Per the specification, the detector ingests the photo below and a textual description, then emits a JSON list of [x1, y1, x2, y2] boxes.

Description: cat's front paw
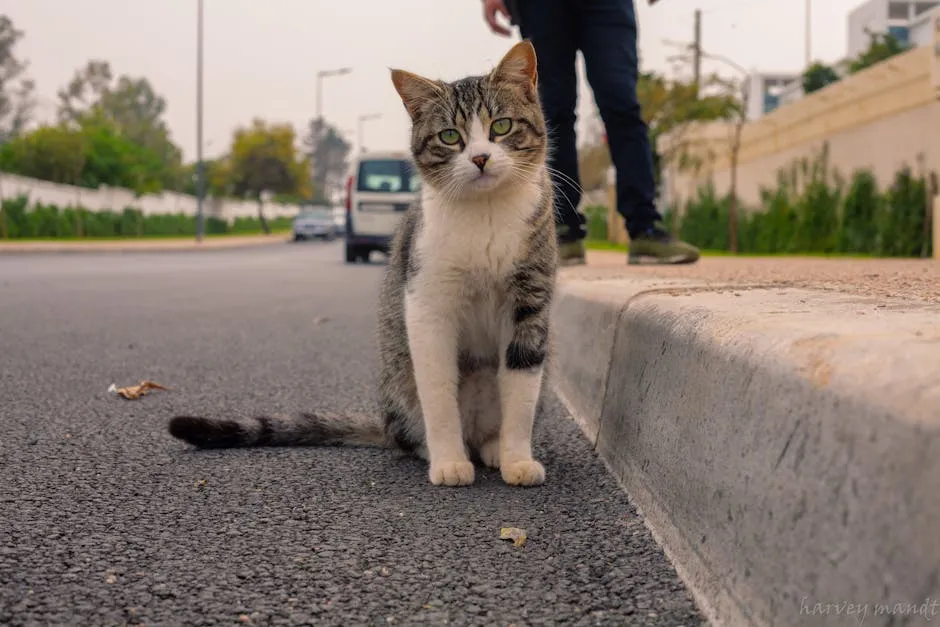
[[429, 461, 475, 486], [501, 460, 545, 486]]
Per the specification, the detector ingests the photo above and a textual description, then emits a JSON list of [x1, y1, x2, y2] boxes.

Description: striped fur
[[167, 41, 557, 488]]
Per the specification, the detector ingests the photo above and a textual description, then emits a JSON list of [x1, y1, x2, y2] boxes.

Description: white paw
[[501, 460, 545, 486], [479, 440, 500, 469], [429, 461, 475, 486]]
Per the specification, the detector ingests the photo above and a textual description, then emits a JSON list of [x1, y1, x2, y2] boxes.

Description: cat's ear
[[492, 40, 538, 89], [390, 69, 441, 119]]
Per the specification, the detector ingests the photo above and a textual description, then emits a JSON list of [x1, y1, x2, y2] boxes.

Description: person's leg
[[514, 0, 587, 264], [577, 0, 699, 264]]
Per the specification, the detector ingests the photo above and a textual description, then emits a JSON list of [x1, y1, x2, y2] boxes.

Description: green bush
[[839, 170, 881, 253], [667, 152, 935, 258], [230, 216, 293, 233], [0, 195, 295, 239], [583, 204, 608, 241], [877, 168, 930, 257], [678, 181, 733, 251]]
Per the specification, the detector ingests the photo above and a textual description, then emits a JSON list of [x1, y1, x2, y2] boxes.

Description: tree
[[179, 158, 231, 197], [228, 118, 310, 232], [304, 118, 351, 202], [0, 125, 86, 185], [638, 72, 737, 185], [849, 31, 909, 74], [56, 60, 183, 190], [577, 71, 736, 198], [0, 120, 165, 194], [637, 71, 737, 214], [0, 15, 36, 142], [714, 75, 751, 254], [77, 120, 165, 194], [802, 62, 840, 94]]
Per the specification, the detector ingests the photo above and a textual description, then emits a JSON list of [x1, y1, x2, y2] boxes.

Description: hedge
[[0, 195, 293, 239], [591, 150, 935, 258]]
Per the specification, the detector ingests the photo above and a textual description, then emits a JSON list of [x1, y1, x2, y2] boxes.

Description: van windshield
[[357, 159, 420, 193]]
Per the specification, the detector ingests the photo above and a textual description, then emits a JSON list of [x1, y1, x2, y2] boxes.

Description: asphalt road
[[0, 242, 705, 626]]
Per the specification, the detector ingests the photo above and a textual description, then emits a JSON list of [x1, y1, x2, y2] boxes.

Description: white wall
[[0, 172, 303, 223]]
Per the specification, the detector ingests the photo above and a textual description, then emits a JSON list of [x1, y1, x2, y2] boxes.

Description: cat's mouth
[[467, 170, 502, 191]]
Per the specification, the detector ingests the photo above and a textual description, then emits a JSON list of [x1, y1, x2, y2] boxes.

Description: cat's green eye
[[438, 129, 461, 145], [491, 118, 513, 136]]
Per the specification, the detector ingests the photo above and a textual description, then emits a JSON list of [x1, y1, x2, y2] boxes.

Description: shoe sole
[[628, 254, 700, 266]]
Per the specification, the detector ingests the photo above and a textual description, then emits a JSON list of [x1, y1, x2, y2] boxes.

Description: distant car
[[343, 151, 420, 263], [331, 206, 346, 237], [292, 207, 337, 241]]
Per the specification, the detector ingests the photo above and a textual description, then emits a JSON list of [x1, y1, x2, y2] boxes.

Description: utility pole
[[195, 0, 205, 242], [693, 9, 702, 94]]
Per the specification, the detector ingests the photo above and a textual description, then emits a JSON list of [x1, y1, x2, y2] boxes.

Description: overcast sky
[[1, 0, 866, 162]]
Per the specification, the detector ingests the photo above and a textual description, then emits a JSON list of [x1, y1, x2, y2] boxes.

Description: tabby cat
[[169, 41, 558, 487]]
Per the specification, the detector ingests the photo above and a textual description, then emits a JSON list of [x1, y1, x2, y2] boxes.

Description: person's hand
[[482, 0, 512, 37]]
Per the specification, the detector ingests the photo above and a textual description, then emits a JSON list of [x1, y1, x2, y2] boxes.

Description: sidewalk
[[575, 249, 940, 302], [0, 234, 289, 254], [553, 251, 940, 626]]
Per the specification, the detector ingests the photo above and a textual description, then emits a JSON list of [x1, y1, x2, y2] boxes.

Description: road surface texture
[[0, 242, 704, 626], [572, 250, 940, 303]]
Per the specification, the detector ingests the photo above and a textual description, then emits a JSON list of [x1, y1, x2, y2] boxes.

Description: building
[[744, 72, 802, 121], [848, 0, 939, 57], [908, 3, 940, 47], [743, 0, 939, 121]]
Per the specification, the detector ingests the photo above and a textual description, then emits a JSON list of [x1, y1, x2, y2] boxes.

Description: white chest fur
[[411, 182, 543, 359], [416, 182, 541, 277]]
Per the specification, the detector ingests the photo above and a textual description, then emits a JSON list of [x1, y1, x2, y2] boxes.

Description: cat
[[168, 40, 558, 488]]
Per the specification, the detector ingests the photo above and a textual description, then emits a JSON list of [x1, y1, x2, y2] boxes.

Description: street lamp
[[316, 67, 352, 123], [311, 67, 352, 201], [357, 113, 382, 154]]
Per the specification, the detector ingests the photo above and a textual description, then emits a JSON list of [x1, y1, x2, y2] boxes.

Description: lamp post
[[195, 0, 205, 242], [805, 0, 812, 67], [357, 113, 382, 154], [311, 68, 352, 201], [316, 68, 352, 123]]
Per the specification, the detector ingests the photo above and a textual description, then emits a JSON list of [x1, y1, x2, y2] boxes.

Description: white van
[[343, 151, 420, 263]]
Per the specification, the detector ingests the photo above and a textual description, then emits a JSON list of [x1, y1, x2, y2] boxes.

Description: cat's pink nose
[[471, 153, 490, 172]]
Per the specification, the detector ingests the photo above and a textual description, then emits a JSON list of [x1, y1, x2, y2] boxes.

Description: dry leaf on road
[[500, 527, 527, 547], [108, 380, 170, 400]]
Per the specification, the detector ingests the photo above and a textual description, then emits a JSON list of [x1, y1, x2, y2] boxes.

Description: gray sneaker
[[628, 226, 700, 265], [556, 224, 586, 266]]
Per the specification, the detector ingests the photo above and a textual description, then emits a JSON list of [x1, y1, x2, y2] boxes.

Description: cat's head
[[390, 41, 547, 199]]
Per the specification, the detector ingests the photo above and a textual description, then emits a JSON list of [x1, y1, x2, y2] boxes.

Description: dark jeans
[[514, 0, 662, 240]]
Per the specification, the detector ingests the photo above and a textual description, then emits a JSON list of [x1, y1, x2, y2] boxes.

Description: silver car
[[292, 207, 337, 241]]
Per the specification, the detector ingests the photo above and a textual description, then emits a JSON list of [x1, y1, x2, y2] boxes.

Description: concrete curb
[[0, 235, 291, 254], [551, 277, 940, 627]]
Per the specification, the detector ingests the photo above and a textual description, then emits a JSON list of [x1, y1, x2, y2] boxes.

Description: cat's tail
[[167, 410, 390, 449]]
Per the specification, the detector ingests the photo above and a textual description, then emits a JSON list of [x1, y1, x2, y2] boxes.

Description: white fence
[[0, 171, 304, 223]]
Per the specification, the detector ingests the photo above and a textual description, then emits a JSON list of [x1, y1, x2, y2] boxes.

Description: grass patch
[[4, 229, 291, 243], [584, 239, 627, 253]]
